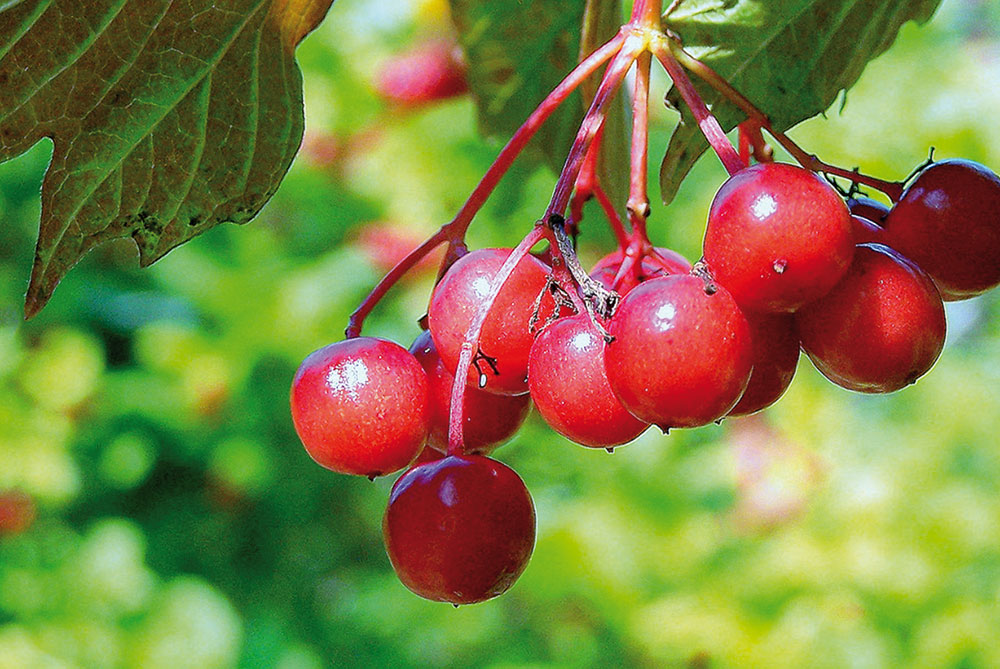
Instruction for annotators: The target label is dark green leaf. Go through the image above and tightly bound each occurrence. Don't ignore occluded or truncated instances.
[449,0,618,179]
[659,0,943,203]
[0,0,334,316]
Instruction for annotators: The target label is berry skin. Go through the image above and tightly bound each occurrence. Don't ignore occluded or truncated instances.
[290,337,429,477]
[703,162,855,312]
[881,158,1000,300]
[847,195,890,224]
[428,248,555,396]
[383,455,535,604]
[796,244,947,393]
[850,214,884,245]
[409,331,531,455]
[604,275,753,430]
[375,40,468,107]
[727,311,800,417]
[528,314,648,448]
[590,247,692,294]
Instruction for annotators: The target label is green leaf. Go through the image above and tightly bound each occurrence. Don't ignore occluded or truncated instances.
[658,0,943,203]
[0,0,335,317]
[449,0,604,177]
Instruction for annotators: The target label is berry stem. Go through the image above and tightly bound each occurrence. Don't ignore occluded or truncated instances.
[545,36,642,220]
[593,182,629,247]
[344,31,627,338]
[666,37,905,201]
[631,0,663,29]
[627,49,653,237]
[650,37,746,176]
[446,226,546,455]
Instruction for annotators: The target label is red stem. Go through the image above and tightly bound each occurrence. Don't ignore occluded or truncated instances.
[666,38,904,200]
[650,38,745,176]
[593,182,629,247]
[738,122,751,165]
[345,31,627,338]
[627,50,652,237]
[546,37,642,220]
[446,227,546,455]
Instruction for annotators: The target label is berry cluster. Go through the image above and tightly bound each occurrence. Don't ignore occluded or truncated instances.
[290,1,1000,605]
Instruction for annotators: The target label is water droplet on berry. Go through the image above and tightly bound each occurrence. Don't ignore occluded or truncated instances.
[773,259,787,274]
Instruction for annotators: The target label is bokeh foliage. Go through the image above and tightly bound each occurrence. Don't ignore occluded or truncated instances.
[1,0,1000,666]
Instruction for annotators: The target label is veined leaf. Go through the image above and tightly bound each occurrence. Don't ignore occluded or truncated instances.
[0,0,334,317]
[659,0,942,203]
[449,0,621,181]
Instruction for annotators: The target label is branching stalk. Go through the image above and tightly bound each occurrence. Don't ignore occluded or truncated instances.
[345,31,627,338]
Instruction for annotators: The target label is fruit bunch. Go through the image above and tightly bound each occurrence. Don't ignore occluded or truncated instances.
[290,1,1000,605]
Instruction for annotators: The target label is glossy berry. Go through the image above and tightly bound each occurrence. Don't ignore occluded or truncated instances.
[796,244,947,393]
[590,247,692,294]
[850,214,884,245]
[383,455,535,604]
[375,40,468,106]
[604,275,753,430]
[410,331,531,455]
[847,195,890,224]
[528,313,648,448]
[411,445,445,467]
[727,312,799,417]
[704,162,855,312]
[882,158,1000,300]
[428,248,555,395]
[290,337,429,477]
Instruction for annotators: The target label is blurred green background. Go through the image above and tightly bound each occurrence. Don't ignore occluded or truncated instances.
[1,0,1000,666]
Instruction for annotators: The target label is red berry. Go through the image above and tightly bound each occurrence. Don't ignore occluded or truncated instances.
[409,331,531,455]
[850,214,884,245]
[604,275,753,430]
[528,314,648,448]
[355,222,444,277]
[411,445,445,467]
[704,162,855,312]
[290,337,429,477]
[383,455,535,604]
[796,244,947,393]
[727,312,799,417]
[847,195,890,224]
[375,40,468,107]
[882,158,1000,300]
[0,491,35,536]
[428,248,555,396]
[590,247,692,294]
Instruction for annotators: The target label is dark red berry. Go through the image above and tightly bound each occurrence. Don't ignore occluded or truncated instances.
[410,331,530,455]
[428,248,555,395]
[383,455,535,604]
[375,40,468,107]
[727,311,799,417]
[590,247,692,294]
[704,162,855,312]
[796,244,947,393]
[850,214,884,245]
[847,195,890,224]
[528,313,648,448]
[882,158,1000,300]
[604,275,753,430]
[290,337,429,477]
